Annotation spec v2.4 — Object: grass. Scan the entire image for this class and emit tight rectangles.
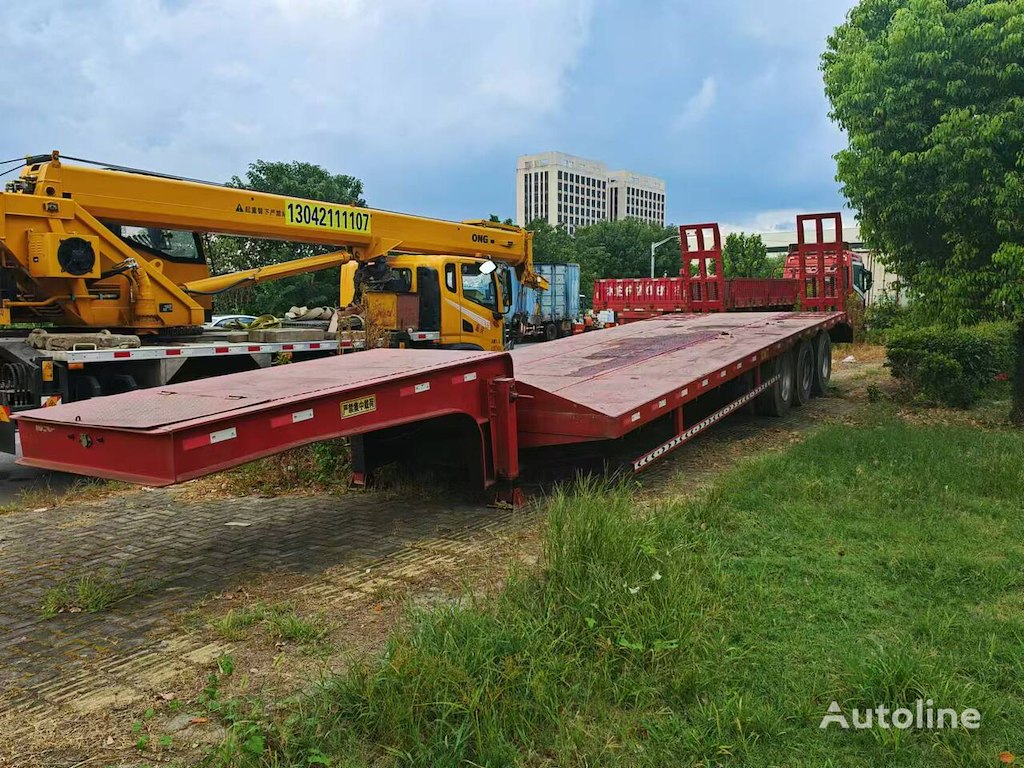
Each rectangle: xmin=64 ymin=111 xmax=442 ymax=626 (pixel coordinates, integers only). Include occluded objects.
xmin=212 ymin=601 xmax=330 ymax=650
xmin=40 ymin=565 xmax=144 ymax=617
xmin=181 ymin=439 xmax=351 ymax=498
xmin=0 ymin=477 xmax=123 ymax=515
xmin=204 ymin=413 xmax=1024 ymax=767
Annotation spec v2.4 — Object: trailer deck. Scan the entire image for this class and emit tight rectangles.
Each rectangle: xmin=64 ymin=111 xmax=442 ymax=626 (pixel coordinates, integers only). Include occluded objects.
xmin=512 ymin=311 xmax=843 ymax=446
xmin=15 ymin=312 xmax=844 ymax=494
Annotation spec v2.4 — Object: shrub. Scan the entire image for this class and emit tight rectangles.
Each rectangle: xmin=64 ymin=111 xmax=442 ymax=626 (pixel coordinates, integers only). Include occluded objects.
xmin=864 ymin=293 xmax=907 ymax=343
xmin=885 ymin=322 xmax=1015 ymax=407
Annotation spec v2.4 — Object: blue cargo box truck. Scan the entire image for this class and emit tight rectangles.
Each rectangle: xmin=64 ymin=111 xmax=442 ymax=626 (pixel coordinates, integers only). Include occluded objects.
xmin=505 ymin=262 xmax=582 ymax=343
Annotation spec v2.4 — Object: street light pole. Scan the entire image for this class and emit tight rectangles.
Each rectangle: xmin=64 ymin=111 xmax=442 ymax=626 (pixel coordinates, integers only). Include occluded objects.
xmin=649 ymin=234 xmax=681 ymax=278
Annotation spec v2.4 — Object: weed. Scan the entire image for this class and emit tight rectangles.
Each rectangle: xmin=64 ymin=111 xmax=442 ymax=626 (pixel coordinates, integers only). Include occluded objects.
xmin=184 ymin=439 xmax=351 ymax=498
xmin=211 ymin=602 xmax=329 ymax=651
xmin=40 ymin=565 xmax=144 ymax=617
xmin=0 ymin=478 xmax=125 ymax=515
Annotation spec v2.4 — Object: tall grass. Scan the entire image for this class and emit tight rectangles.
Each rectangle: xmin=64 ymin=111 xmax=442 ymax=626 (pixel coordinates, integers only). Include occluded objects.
xmin=208 ymin=416 xmax=1024 ymax=767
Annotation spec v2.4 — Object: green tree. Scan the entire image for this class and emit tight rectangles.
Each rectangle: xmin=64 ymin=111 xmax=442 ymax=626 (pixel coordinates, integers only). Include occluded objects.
xmin=487 ymin=214 xmax=514 ymax=225
xmin=525 ymin=219 xmax=579 ymax=265
xmin=822 ymin=0 xmax=1024 ymax=421
xmin=209 ymin=160 xmax=366 ymax=315
xmin=721 ymin=232 xmax=778 ymax=278
xmin=574 ymin=219 xmax=681 ymax=296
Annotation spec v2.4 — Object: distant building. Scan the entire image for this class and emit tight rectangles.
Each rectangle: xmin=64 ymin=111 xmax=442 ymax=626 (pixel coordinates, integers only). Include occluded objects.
xmin=515 ymin=152 xmax=666 ymax=233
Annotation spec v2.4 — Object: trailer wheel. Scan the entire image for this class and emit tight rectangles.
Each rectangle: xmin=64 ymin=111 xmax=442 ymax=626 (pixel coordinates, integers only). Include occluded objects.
xmin=544 ymin=323 xmax=558 ymax=342
xmin=812 ymin=331 xmax=832 ymax=395
xmin=760 ymin=350 xmax=794 ymax=417
xmin=793 ymin=341 xmax=814 ymax=407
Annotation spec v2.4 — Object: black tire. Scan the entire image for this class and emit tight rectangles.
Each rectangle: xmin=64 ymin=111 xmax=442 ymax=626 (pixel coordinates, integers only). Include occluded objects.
xmin=793 ymin=341 xmax=814 ymax=407
xmin=543 ymin=323 xmax=558 ymax=342
xmin=812 ymin=331 xmax=832 ymax=395
xmin=760 ymin=350 xmax=794 ymax=417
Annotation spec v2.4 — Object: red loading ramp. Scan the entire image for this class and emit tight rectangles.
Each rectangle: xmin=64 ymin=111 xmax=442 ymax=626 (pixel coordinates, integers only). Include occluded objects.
xmin=511 ymin=311 xmax=844 ymax=447
xmin=16 ymin=349 xmax=514 ymax=485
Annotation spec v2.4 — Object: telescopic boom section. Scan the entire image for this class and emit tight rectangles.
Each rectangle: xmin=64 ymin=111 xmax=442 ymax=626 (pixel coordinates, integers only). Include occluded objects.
xmin=0 ymin=152 xmax=543 ymax=329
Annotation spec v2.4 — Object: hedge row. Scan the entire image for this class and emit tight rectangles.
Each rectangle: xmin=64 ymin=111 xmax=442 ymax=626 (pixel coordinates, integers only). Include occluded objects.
xmin=885 ymin=322 xmax=1015 ymax=407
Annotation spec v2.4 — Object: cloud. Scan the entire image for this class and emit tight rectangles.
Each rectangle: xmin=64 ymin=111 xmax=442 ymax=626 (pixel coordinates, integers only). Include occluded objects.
xmin=671 ymin=76 xmax=717 ymax=131
xmin=0 ymin=0 xmax=593 ymax=182
xmin=720 ymin=209 xmax=809 ymax=234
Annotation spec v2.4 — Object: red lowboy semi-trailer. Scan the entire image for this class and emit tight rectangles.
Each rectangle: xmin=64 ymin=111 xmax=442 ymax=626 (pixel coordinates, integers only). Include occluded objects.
xmin=14 ymin=214 xmax=857 ymax=503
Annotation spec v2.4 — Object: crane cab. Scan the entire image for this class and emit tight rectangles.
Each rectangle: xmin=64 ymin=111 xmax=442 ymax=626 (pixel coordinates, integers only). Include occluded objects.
xmin=360 ymin=255 xmax=512 ymax=351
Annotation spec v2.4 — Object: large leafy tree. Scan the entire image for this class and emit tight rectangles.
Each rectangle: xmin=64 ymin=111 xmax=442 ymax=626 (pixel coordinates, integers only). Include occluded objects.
xmin=523 ymin=218 xmax=682 ymax=298
xmin=721 ymin=232 xmax=778 ymax=278
xmin=822 ymin=0 xmax=1024 ymax=421
xmin=575 ymin=219 xmax=682 ymax=296
xmin=210 ymin=160 xmax=365 ymax=315
xmin=526 ymin=219 xmax=581 ymax=265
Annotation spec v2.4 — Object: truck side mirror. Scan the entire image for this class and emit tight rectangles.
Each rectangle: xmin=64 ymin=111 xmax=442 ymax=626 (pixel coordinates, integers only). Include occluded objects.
xmin=496 ymin=267 xmax=512 ymax=314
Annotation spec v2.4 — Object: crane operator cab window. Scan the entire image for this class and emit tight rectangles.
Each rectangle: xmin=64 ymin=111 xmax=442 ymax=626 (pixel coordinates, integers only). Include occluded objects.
xmin=109 ymin=224 xmax=205 ymax=264
xmin=460 ymin=263 xmax=497 ymax=311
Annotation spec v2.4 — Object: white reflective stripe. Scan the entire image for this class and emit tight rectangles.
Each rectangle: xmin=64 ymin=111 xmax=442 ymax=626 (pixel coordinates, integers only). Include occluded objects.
xmin=443 ymin=296 xmax=492 ymax=330
xmin=210 ymin=427 xmax=237 ymax=444
xmin=55 ymin=340 xmax=348 ymax=364
xmin=632 ymin=374 xmax=780 ymax=471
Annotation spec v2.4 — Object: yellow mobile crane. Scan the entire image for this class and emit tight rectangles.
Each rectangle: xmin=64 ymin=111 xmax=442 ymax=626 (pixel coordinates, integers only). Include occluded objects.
xmin=0 ymin=152 xmax=545 ymax=450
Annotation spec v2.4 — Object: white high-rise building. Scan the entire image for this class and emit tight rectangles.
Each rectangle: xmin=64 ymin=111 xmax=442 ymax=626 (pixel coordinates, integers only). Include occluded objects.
xmin=515 ymin=152 xmax=666 ymax=233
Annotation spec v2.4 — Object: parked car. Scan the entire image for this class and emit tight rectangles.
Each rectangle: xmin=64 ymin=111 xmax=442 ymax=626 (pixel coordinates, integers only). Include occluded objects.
xmin=204 ymin=314 xmax=258 ymax=329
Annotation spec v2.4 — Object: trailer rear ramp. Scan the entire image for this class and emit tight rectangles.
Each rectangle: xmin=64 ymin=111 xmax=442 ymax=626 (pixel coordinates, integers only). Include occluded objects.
xmin=512 ymin=311 xmax=844 ymax=447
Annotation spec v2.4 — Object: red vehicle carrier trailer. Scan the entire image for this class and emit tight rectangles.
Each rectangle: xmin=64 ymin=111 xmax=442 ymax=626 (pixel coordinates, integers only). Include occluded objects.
xmin=15 ymin=306 xmax=847 ymax=503
xmin=594 ymin=212 xmax=872 ymax=322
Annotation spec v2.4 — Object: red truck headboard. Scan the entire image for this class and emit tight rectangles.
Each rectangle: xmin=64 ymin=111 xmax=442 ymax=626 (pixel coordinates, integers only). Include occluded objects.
xmin=679 ymin=222 xmax=724 ymax=313
xmin=792 ymin=212 xmax=848 ymax=312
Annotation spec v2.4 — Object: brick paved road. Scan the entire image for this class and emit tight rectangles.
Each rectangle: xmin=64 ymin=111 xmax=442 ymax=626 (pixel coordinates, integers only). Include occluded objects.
xmin=0 ymin=488 xmax=510 ymax=722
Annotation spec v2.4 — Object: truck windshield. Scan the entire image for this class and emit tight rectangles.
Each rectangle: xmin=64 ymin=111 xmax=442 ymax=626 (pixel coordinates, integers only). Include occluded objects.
xmin=461 ymin=264 xmax=497 ymax=311
xmin=114 ymin=225 xmax=205 ymax=263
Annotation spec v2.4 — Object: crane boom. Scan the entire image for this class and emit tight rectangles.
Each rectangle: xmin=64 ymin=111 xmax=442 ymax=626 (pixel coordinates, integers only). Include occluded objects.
xmin=0 ymin=152 xmax=544 ymax=331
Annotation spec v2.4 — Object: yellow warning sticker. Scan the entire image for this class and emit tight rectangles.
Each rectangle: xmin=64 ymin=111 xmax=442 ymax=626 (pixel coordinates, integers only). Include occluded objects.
xmin=41 ymin=360 xmax=54 ymax=382
xmin=340 ymin=394 xmax=376 ymax=419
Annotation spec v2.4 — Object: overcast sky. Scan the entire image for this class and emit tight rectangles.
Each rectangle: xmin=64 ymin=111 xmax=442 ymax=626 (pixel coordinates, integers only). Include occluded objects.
xmin=0 ymin=0 xmax=857 ymax=232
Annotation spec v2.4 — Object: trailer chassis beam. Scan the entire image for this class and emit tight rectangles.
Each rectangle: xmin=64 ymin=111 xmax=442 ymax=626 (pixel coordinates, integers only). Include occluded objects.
xmin=631 ymin=374 xmax=779 ymax=472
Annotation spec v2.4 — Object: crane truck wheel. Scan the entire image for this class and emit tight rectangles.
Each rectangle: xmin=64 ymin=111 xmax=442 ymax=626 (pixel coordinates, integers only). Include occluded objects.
xmin=811 ymin=331 xmax=832 ymax=395
xmin=792 ymin=341 xmax=814 ymax=407
xmin=544 ymin=322 xmax=558 ymax=342
xmin=760 ymin=350 xmax=794 ymax=417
